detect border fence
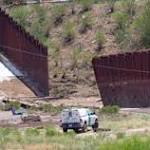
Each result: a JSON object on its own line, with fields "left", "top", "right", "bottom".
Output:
{"left": 0, "top": 8, "right": 49, "bottom": 96}
{"left": 92, "top": 50, "right": 150, "bottom": 107}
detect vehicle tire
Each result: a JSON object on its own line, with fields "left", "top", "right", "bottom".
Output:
{"left": 74, "top": 129, "right": 79, "bottom": 133}
{"left": 63, "top": 128, "right": 68, "bottom": 133}
{"left": 82, "top": 122, "right": 87, "bottom": 132}
{"left": 92, "top": 119, "right": 99, "bottom": 132}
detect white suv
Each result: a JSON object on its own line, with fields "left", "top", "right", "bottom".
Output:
{"left": 60, "top": 108, "right": 99, "bottom": 133}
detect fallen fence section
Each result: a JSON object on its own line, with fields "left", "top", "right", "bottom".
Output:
{"left": 0, "top": 8, "right": 49, "bottom": 96}
{"left": 92, "top": 50, "right": 150, "bottom": 108}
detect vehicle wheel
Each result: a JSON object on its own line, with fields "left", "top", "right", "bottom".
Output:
{"left": 74, "top": 129, "right": 79, "bottom": 133}
{"left": 92, "top": 119, "right": 99, "bottom": 132}
{"left": 63, "top": 128, "right": 68, "bottom": 133}
{"left": 82, "top": 122, "right": 87, "bottom": 132}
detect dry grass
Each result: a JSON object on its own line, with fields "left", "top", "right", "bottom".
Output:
{"left": 100, "top": 112, "right": 150, "bottom": 131}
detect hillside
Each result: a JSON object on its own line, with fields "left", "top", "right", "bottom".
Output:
{"left": 6, "top": 0, "right": 150, "bottom": 97}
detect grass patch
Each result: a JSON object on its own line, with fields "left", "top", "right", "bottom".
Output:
{"left": 0, "top": 127, "right": 149, "bottom": 150}
{"left": 45, "top": 127, "right": 60, "bottom": 137}
{"left": 99, "top": 112, "right": 150, "bottom": 131}
{"left": 62, "top": 21, "right": 76, "bottom": 44}
{"left": 51, "top": 4, "right": 66, "bottom": 26}
{"left": 100, "top": 105, "right": 120, "bottom": 114}
{"left": 39, "top": 103, "right": 63, "bottom": 115}
{"left": 4, "top": 101, "right": 21, "bottom": 111}
{"left": 100, "top": 136, "right": 150, "bottom": 150}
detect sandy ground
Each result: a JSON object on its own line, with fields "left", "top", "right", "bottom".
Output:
{"left": 0, "top": 111, "right": 22, "bottom": 125}
{"left": 0, "top": 61, "right": 15, "bottom": 82}
{"left": 50, "top": 96, "right": 102, "bottom": 108}
{"left": 0, "top": 61, "right": 35, "bottom": 97}
{"left": 0, "top": 79, "right": 35, "bottom": 97}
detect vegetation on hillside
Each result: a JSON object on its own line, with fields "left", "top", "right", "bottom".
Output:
{"left": 6, "top": 0, "right": 150, "bottom": 51}
{"left": 7, "top": 0, "right": 150, "bottom": 97}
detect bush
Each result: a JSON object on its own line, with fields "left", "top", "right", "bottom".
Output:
{"left": 45, "top": 127, "right": 60, "bottom": 137}
{"left": 33, "top": 5, "right": 47, "bottom": 24}
{"left": 122, "top": 0, "right": 136, "bottom": 16}
{"left": 107, "top": 0, "right": 118, "bottom": 13}
{"left": 62, "top": 21, "right": 76, "bottom": 44}
{"left": 115, "top": 29, "right": 129, "bottom": 45}
{"left": 95, "top": 31, "right": 106, "bottom": 51}
{"left": 100, "top": 136, "right": 150, "bottom": 150}
{"left": 5, "top": 101, "right": 21, "bottom": 110}
{"left": 39, "top": 103, "right": 62, "bottom": 114}
{"left": 134, "top": 1, "right": 150, "bottom": 48}
{"left": 100, "top": 105, "right": 120, "bottom": 114}
{"left": 79, "top": 12, "right": 93, "bottom": 34}
{"left": 71, "top": 48, "right": 82, "bottom": 69}
{"left": 3, "top": 0, "right": 13, "bottom": 5}
{"left": 30, "top": 20, "right": 47, "bottom": 43}
{"left": 51, "top": 4, "right": 66, "bottom": 26}
{"left": 80, "top": 51, "right": 94, "bottom": 68}
{"left": 112, "top": 12, "right": 129, "bottom": 30}
{"left": 49, "top": 40, "right": 61, "bottom": 71}
{"left": 77, "top": 0, "right": 94, "bottom": 12}
{"left": 10, "top": 6, "right": 30, "bottom": 28}
{"left": 30, "top": 5, "right": 49, "bottom": 44}
{"left": 116, "top": 132, "right": 125, "bottom": 139}
{"left": 26, "top": 128, "right": 40, "bottom": 136}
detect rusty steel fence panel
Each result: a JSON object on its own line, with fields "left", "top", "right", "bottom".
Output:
{"left": 92, "top": 49, "right": 150, "bottom": 107}
{"left": 0, "top": 8, "right": 49, "bottom": 96}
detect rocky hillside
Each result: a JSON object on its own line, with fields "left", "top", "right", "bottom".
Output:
{"left": 7, "top": 0, "right": 150, "bottom": 97}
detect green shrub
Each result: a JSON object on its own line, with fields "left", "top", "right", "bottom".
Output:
{"left": 30, "top": 20, "right": 47, "bottom": 43}
{"left": 80, "top": 51, "right": 94, "bottom": 68}
{"left": 116, "top": 132, "right": 125, "bottom": 139}
{"left": 115, "top": 29, "right": 129, "bottom": 44}
{"left": 4, "top": 101, "right": 21, "bottom": 110}
{"left": 112, "top": 12, "right": 129, "bottom": 45}
{"left": 71, "top": 48, "right": 82, "bottom": 69}
{"left": 79, "top": 12, "right": 93, "bottom": 34}
{"left": 49, "top": 40, "right": 60, "bottom": 65}
{"left": 39, "top": 104, "right": 62, "bottom": 114}
{"left": 10, "top": 6, "right": 30, "bottom": 28}
{"left": 3, "top": 0, "right": 13, "bottom": 5}
{"left": 25, "top": 128, "right": 40, "bottom": 136}
{"left": 134, "top": 1, "right": 150, "bottom": 48}
{"left": 107, "top": 0, "right": 118, "bottom": 13}
{"left": 77, "top": 0, "right": 94, "bottom": 12}
{"left": 45, "top": 127, "right": 60, "bottom": 137}
{"left": 62, "top": 21, "right": 76, "bottom": 44}
{"left": 95, "top": 31, "right": 106, "bottom": 51}
{"left": 30, "top": 5, "right": 49, "bottom": 44}
{"left": 33, "top": 5, "right": 47, "bottom": 24}
{"left": 51, "top": 4, "right": 66, "bottom": 25}
{"left": 100, "top": 105, "right": 120, "bottom": 114}
{"left": 100, "top": 136, "right": 150, "bottom": 150}
{"left": 0, "top": 128, "right": 11, "bottom": 137}
{"left": 122, "top": 0, "right": 136, "bottom": 16}
{"left": 112, "top": 12, "right": 129, "bottom": 30}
